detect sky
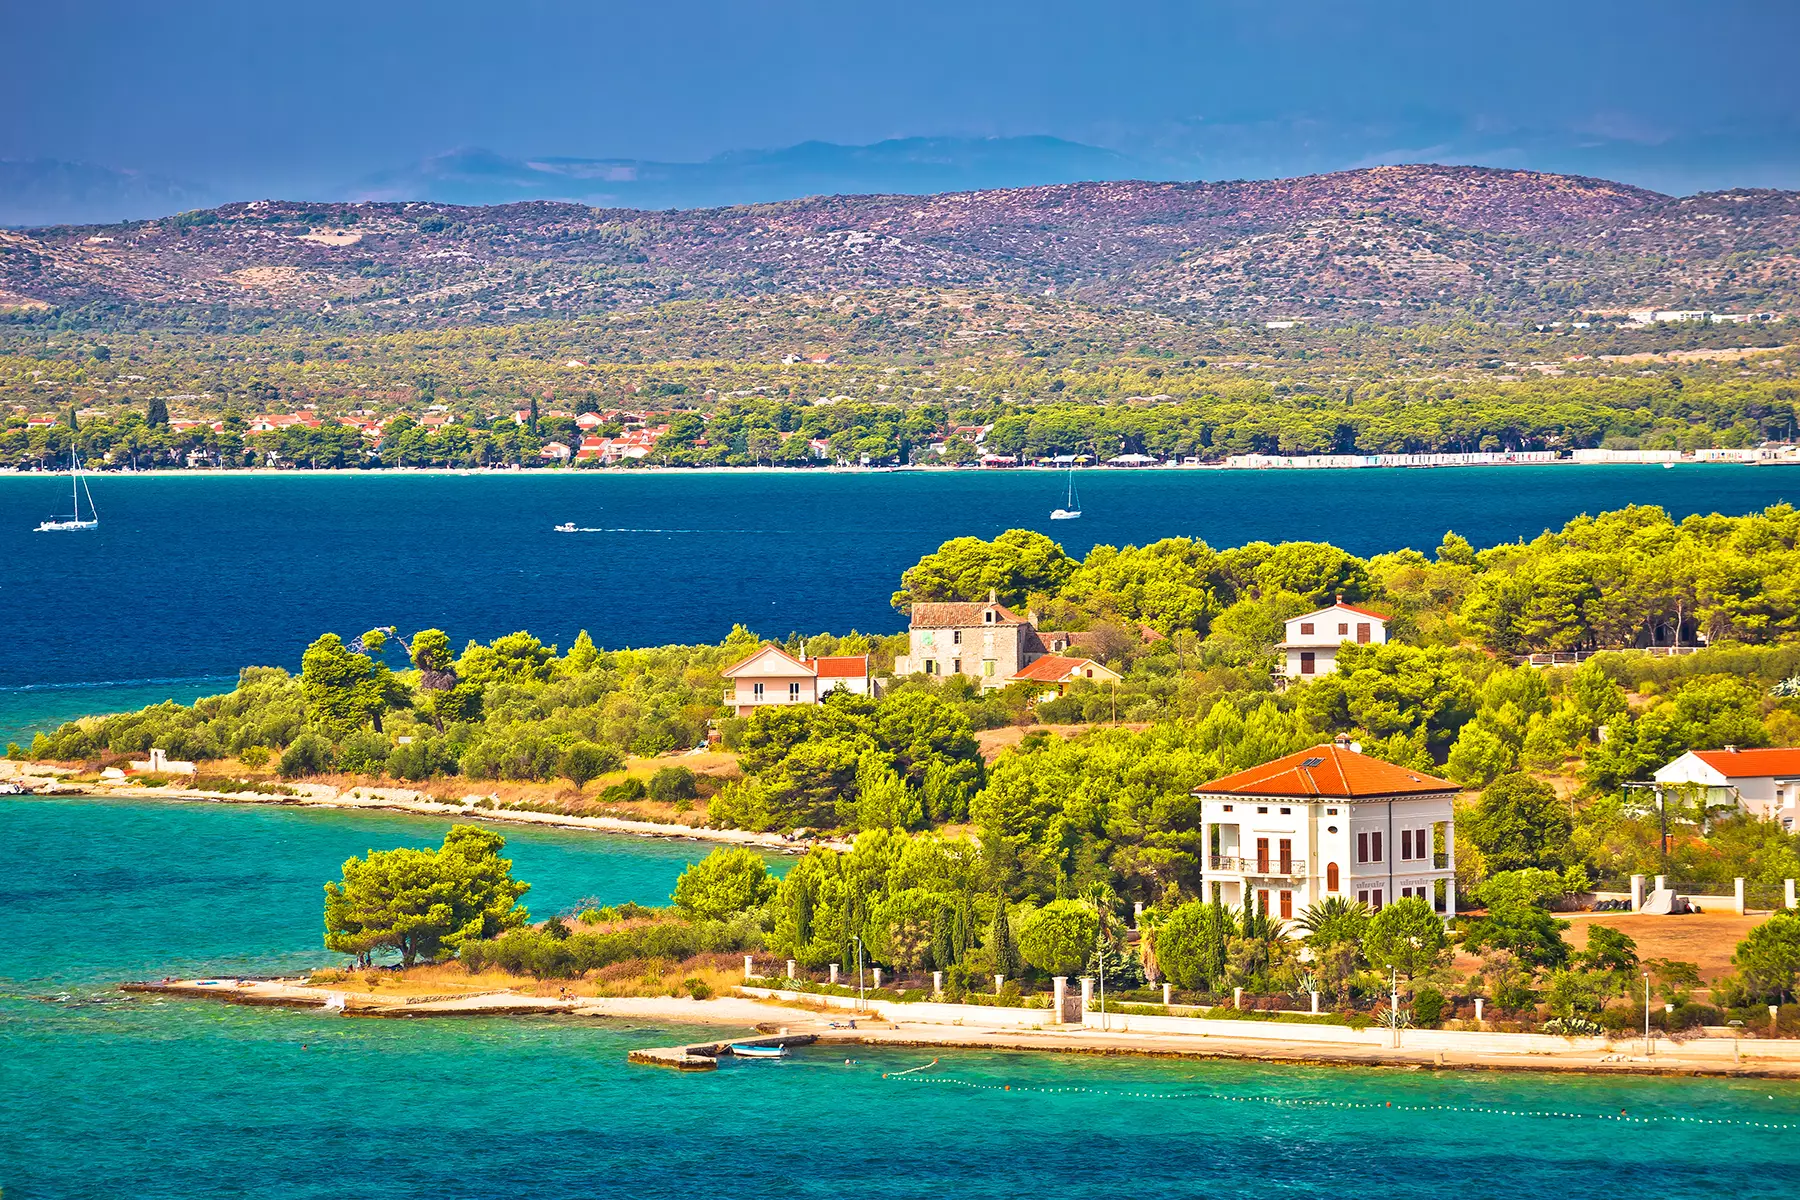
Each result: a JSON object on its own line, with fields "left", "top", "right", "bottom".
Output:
{"left": 6, "top": 0, "right": 1800, "bottom": 196}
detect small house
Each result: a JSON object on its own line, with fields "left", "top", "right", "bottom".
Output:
{"left": 1652, "top": 746, "right": 1800, "bottom": 830}
{"left": 1280, "top": 596, "right": 1389, "bottom": 679}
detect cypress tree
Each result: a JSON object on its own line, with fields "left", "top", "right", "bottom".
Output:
{"left": 146, "top": 396, "right": 169, "bottom": 426}
{"left": 989, "top": 894, "right": 1021, "bottom": 978}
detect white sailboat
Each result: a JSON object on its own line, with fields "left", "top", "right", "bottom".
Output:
{"left": 1050, "top": 467, "right": 1082, "bottom": 520}
{"left": 36, "top": 448, "right": 99, "bottom": 532}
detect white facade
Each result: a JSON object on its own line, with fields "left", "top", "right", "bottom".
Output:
{"left": 720, "top": 645, "right": 870, "bottom": 717}
{"left": 1197, "top": 793, "right": 1457, "bottom": 921}
{"left": 1280, "top": 601, "right": 1388, "bottom": 680}
{"left": 1653, "top": 748, "right": 1800, "bottom": 829}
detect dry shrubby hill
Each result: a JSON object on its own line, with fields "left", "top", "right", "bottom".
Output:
{"left": 3, "top": 165, "right": 1798, "bottom": 327}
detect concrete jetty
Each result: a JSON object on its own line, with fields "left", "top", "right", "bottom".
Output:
{"left": 629, "top": 1031, "right": 819, "bottom": 1071}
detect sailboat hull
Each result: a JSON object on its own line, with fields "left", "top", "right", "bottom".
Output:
{"left": 36, "top": 519, "right": 98, "bottom": 532}
{"left": 1049, "top": 510, "right": 1081, "bottom": 520}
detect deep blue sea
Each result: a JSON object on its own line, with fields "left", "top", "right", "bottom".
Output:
{"left": 3, "top": 795, "right": 1797, "bottom": 1199}
{"left": 1, "top": 466, "right": 1793, "bottom": 743}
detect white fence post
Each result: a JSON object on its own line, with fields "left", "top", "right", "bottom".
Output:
{"left": 744, "top": 955, "right": 754, "bottom": 981}
{"left": 786, "top": 959, "right": 797, "bottom": 981}
{"left": 1474, "top": 997, "right": 1484, "bottom": 1025}
{"left": 1162, "top": 982, "right": 1172, "bottom": 1007}
{"left": 1051, "top": 977, "right": 1068, "bottom": 1024}
{"left": 1787, "top": 879, "right": 1797, "bottom": 910}
{"left": 829, "top": 963, "right": 839, "bottom": 984}
{"left": 1631, "top": 874, "right": 1645, "bottom": 912}
{"left": 1734, "top": 878, "right": 1746, "bottom": 916}
{"left": 932, "top": 971, "right": 943, "bottom": 998}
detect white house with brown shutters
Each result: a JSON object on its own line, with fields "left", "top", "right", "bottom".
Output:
{"left": 1280, "top": 597, "right": 1389, "bottom": 680}
{"left": 1192, "top": 738, "right": 1459, "bottom": 925}
{"left": 720, "top": 644, "right": 871, "bottom": 716}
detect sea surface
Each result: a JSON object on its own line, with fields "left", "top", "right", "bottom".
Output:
{"left": 2, "top": 466, "right": 1794, "bottom": 742}
{"left": 3, "top": 795, "right": 1797, "bottom": 1199}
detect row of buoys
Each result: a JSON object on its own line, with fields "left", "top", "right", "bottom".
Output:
{"left": 879, "top": 1074, "right": 1799, "bottom": 1130}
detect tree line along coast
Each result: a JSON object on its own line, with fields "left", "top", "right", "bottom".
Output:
{"left": 17, "top": 502, "right": 1800, "bottom": 1039}
{"left": 2, "top": 314, "right": 1797, "bottom": 471}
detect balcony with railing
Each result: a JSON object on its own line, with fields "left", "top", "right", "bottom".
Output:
{"left": 1209, "top": 854, "right": 1307, "bottom": 877}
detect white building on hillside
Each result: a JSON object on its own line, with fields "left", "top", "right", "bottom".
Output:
{"left": 1193, "top": 738, "right": 1460, "bottom": 923}
{"left": 1279, "top": 597, "right": 1389, "bottom": 679}
{"left": 720, "top": 645, "right": 871, "bottom": 716}
{"left": 1652, "top": 746, "right": 1800, "bottom": 830}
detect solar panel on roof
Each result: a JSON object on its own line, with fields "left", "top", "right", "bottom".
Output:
{"left": 1301, "top": 757, "right": 1325, "bottom": 768}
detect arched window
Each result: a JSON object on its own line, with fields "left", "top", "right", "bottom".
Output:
{"left": 1326, "top": 862, "right": 1340, "bottom": 891}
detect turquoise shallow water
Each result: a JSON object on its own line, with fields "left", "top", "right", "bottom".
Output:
{"left": 4, "top": 796, "right": 1798, "bottom": 1198}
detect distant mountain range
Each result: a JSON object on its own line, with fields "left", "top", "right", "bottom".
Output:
{"left": 0, "top": 159, "right": 217, "bottom": 228}
{"left": 6, "top": 164, "right": 1797, "bottom": 325}
{"left": 349, "top": 137, "right": 1159, "bottom": 210}
{"left": 1, "top": 137, "right": 1159, "bottom": 227}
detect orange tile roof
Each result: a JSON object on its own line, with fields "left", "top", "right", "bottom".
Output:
{"left": 910, "top": 601, "right": 1027, "bottom": 628}
{"left": 1011, "top": 654, "right": 1109, "bottom": 683}
{"left": 813, "top": 655, "right": 869, "bottom": 679}
{"left": 1691, "top": 747, "right": 1800, "bottom": 777}
{"left": 1195, "top": 744, "right": 1458, "bottom": 800}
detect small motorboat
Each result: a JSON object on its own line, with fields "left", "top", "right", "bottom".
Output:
{"left": 729, "top": 1043, "right": 789, "bottom": 1059}
{"left": 554, "top": 522, "right": 578, "bottom": 532}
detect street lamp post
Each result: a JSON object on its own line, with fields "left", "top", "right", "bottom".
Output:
{"left": 854, "top": 935, "right": 866, "bottom": 1013}
{"left": 1644, "top": 972, "right": 1652, "bottom": 1057}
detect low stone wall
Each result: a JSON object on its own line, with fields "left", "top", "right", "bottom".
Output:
{"left": 739, "top": 987, "right": 1054, "bottom": 1029}
{"left": 1085, "top": 1009, "right": 1800, "bottom": 1060}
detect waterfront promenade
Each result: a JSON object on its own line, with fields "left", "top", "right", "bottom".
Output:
{"left": 128, "top": 976, "right": 1800, "bottom": 1079}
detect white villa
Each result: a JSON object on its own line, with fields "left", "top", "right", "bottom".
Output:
{"left": 1280, "top": 597, "right": 1389, "bottom": 679}
{"left": 1193, "top": 738, "right": 1459, "bottom": 923}
{"left": 720, "top": 644, "right": 871, "bottom": 717}
{"left": 1652, "top": 746, "right": 1800, "bottom": 830}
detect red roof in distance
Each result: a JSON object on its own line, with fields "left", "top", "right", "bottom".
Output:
{"left": 1195, "top": 744, "right": 1457, "bottom": 800}
{"left": 1011, "top": 654, "right": 1109, "bottom": 682}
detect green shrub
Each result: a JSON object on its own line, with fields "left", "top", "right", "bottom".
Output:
{"left": 649, "top": 765, "right": 699, "bottom": 803}
{"left": 560, "top": 741, "right": 623, "bottom": 788}
{"left": 278, "top": 733, "right": 333, "bottom": 778}
{"left": 600, "top": 776, "right": 648, "bottom": 804}
{"left": 672, "top": 848, "right": 778, "bottom": 920}
{"left": 1413, "top": 986, "right": 1446, "bottom": 1027}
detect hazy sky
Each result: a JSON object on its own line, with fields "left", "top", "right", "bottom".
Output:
{"left": 7, "top": 0, "right": 1799, "bottom": 193}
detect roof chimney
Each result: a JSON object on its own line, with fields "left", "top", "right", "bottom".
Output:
{"left": 1335, "top": 593, "right": 1344, "bottom": 604}
{"left": 989, "top": 587, "right": 998, "bottom": 604}
{"left": 1333, "top": 733, "right": 1352, "bottom": 750}
{"left": 1726, "top": 744, "right": 1738, "bottom": 753}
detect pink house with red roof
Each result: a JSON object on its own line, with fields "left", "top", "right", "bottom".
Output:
{"left": 1280, "top": 596, "right": 1389, "bottom": 680}
{"left": 720, "top": 644, "right": 872, "bottom": 716}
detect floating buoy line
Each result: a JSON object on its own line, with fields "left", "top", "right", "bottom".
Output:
{"left": 877, "top": 1071, "right": 1800, "bottom": 1131}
